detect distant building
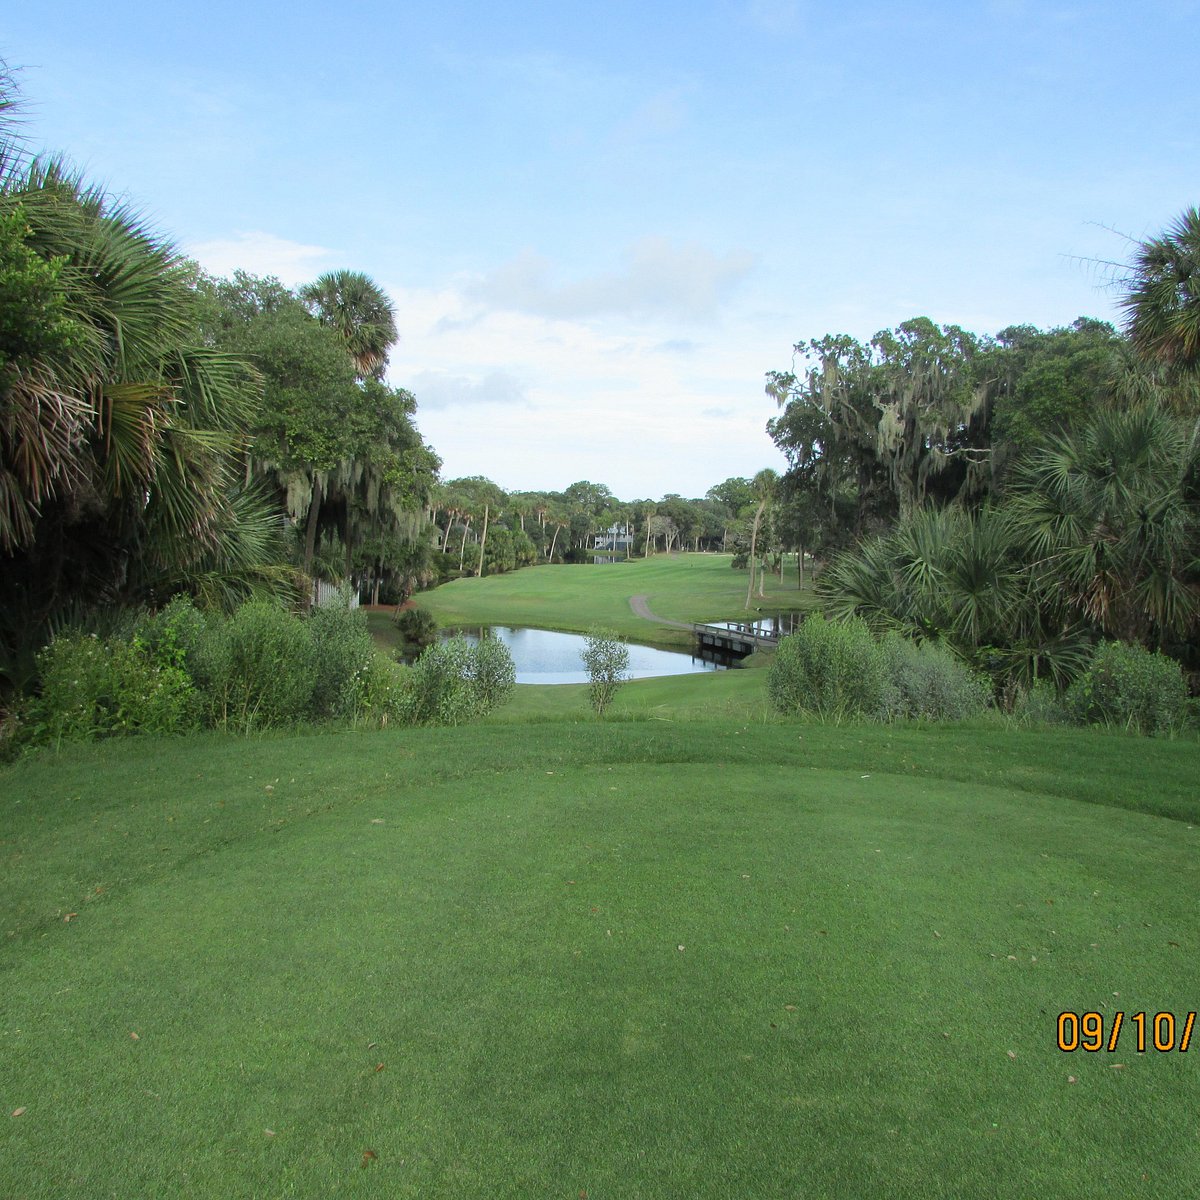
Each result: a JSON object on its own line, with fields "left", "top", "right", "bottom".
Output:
{"left": 592, "top": 523, "right": 632, "bottom": 552}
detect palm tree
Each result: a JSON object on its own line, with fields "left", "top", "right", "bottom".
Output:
{"left": 1122, "top": 207, "right": 1200, "bottom": 372}
{"left": 1, "top": 82, "right": 287, "bottom": 683}
{"left": 1007, "top": 402, "right": 1198, "bottom": 645}
{"left": 744, "top": 468, "right": 778, "bottom": 609}
{"left": 300, "top": 269, "right": 398, "bottom": 380}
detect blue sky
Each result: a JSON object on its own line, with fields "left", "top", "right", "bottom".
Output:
{"left": 7, "top": 1, "right": 1197, "bottom": 498}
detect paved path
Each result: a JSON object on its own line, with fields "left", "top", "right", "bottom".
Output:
{"left": 628, "top": 594, "right": 694, "bottom": 631}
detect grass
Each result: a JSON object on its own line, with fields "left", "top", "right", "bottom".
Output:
{"left": 405, "top": 553, "right": 808, "bottom": 648}
{"left": 486, "top": 662, "right": 775, "bottom": 723}
{"left": 5, "top": 560, "right": 1199, "bottom": 1195}
{"left": 3, "top": 722, "right": 1200, "bottom": 1198}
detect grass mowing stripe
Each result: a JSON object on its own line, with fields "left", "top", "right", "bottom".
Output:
{"left": 3, "top": 722, "right": 1198, "bottom": 947}
{"left": 3, "top": 745, "right": 1199, "bottom": 1198}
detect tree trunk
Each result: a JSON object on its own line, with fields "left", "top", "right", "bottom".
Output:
{"left": 303, "top": 475, "right": 323, "bottom": 576}
{"left": 476, "top": 503, "right": 490, "bottom": 577}
{"left": 745, "top": 500, "right": 764, "bottom": 609}
{"left": 458, "top": 517, "right": 471, "bottom": 573}
{"left": 798, "top": 545, "right": 805, "bottom": 588}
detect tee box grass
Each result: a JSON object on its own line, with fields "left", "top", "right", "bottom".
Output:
{"left": 4, "top": 723, "right": 1198, "bottom": 1198}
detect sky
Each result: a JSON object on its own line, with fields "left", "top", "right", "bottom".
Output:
{"left": 6, "top": 1, "right": 1197, "bottom": 500}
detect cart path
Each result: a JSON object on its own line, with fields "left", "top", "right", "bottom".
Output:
{"left": 628, "top": 594, "right": 694, "bottom": 631}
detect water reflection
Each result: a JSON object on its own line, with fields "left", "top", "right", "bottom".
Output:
{"left": 708, "top": 612, "right": 804, "bottom": 639}
{"left": 445, "top": 626, "right": 729, "bottom": 685}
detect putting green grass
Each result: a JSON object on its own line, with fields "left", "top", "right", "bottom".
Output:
{"left": 410, "top": 553, "right": 807, "bottom": 647}
{"left": 3, "top": 723, "right": 1199, "bottom": 1198}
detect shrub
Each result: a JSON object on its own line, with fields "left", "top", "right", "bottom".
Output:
{"left": 136, "top": 594, "right": 208, "bottom": 676}
{"left": 470, "top": 633, "right": 516, "bottom": 712}
{"left": 222, "top": 600, "right": 316, "bottom": 730}
{"left": 581, "top": 627, "right": 630, "bottom": 715}
{"left": 392, "top": 605, "right": 438, "bottom": 649}
{"left": 309, "top": 604, "right": 375, "bottom": 719}
{"left": 401, "top": 635, "right": 516, "bottom": 725}
{"left": 24, "top": 632, "right": 199, "bottom": 743}
{"left": 1008, "top": 679, "right": 1069, "bottom": 728}
{"left": 767, "top": 615, "right": 888, "bottom": 721}
{"left": 1065, "top": 641, "right": 1189, "bottom": 736}
{"left": 357, "top": 651, "right": 410, "bottom": 726}
{"left": 879, "top": 635, "right": 992, "bottom": 721}
{"left": 189, "top": 613, "right": 234, "bottom": 725}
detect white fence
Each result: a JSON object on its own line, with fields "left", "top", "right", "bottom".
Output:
{"left": 312, "top": 580, "right": 361, "bottom": 609}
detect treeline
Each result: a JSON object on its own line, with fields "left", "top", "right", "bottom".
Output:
{"left": 765, "top": 208, "right": 1200, "bottom": 696}
{"left": 420, "top": 476, "right": 777, "bottom": 588}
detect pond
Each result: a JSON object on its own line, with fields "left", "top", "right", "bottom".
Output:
{"left": 442, "top": 626, "right": 730, "bottom": 685}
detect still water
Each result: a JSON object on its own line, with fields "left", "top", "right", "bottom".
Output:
{"left": 445, "top": 626, "right": 728, "bottom": 685}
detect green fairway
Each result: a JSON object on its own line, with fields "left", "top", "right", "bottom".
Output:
{"left": 410, "top": 553, "right": 807, "bottom": 647}
{"left": 3, "top": 723, "right": 1199, "bottom": 1198}
{"left": 487, "top": 661, "right": 776, "bottom": 723}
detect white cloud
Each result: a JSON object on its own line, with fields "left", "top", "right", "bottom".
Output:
{"left": 745, "top": 0, "right": 807, "bottom": 34}
{"left": 383, "top": 276, "right": 787, "bottom": 498}
{"left": 410, "top": 370, "right": 532, "bottom": 411}
{"left": 469, "top": 238, "right": 756, "bottom": 321}
{"left": 185, "top": 231, "right": 333, "bottom": 286}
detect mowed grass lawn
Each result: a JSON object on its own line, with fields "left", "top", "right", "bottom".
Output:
{"left": 406, "top": 553, "right": 808, "bottom": 647}
{"left": 3, "top": 722, "right": 1199, "bottom": 1198}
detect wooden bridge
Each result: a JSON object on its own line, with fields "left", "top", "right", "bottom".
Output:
{"left": 692, "top": 620, "right": 789, "bottom": 658}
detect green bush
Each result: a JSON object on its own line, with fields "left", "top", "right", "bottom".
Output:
{"left": 392, "top": 605, "right": 438, "bottom": 649}
{"left": 309, "top": 604, "right": 375, "bottom": 719}
{"left": 879, "top": 635, "right": 992, "bottom": 721}
{"left": 767, "top": 615, "right": 888, "bottom": 721}
{"left": 1008, "top": 680, "right": 1070, "bottom": 727}
{"left": 24, "top": 632, "right": 199, "bottom": 743}
{"left": 136, "top": 594, "right": 208, "bottom": 676}
{"left": 401, "top": 635, "right": 516, "bottom": 725}
{"left": 357, "top": 651, "right": 410, "bottom": 726}
{"left": 222, "top": 600, "right": 316, "bottom": 730}
{"left": 470, "top": 633, "right": 517, "bottom": 712}
{"left": 581, "top": 627, "right": 630, "bottom": 715}
{"left": 1065, "top": 641, "right": 1189, "bottom": 736}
